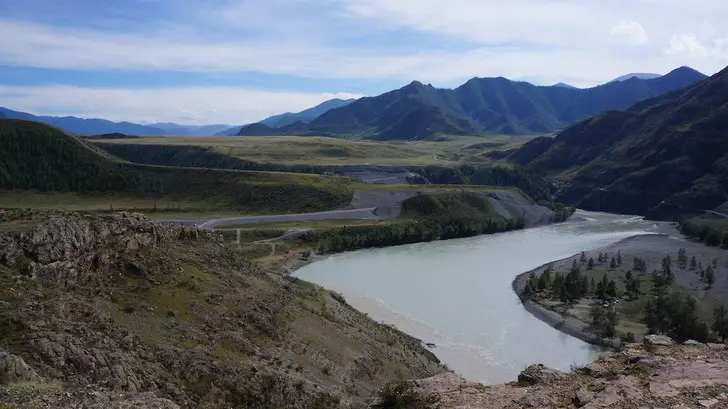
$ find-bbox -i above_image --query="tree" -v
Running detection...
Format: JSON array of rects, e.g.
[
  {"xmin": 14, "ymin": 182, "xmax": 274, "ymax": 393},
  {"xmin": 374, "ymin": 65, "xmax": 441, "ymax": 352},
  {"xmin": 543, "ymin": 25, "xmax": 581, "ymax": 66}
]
[
  {"xmin": 677, "ymin": 248, "xmax": 688, "ymax": 268},
  {"xmin": 625, "ymin": 270, "xmax": 633, "ymax": 281},
  {"xmin": 537, "ymin": 274, "xmax": 548, "ymax": 291},
  {"xmin": 610, "ymin": 257, "xmax": 617, "ymax": 269},
  {"xmin": 607, "ymin": 280, "xmax": 617, "ymax": 298},
  {"xmin": 617, "ymin": 251, "xmax": 622, "ymax": 266},
  {"xmin": 580, "ymin": 251, "xmax": 587, "ymax": 263},
  {"xmin": 581, "ymin": 275, "xmax": 590, "ymax": 295},
  {"xmin": 705, "ymin": 265, "xmax": 715, "ymax": 287},
  {"xmin": 714, "ymin": 306, "xmax": 728, "ymax": 342},
  {"xmin": 598, "ymin": 253, "xmax": 604, "ymax": 263},
  {"xmin": 588, "ymin": 258, "xmax": 595, "ymax": 270},
  {"xmin": 626, "ymin": 277, "xmax": 641, "ymax": 298},
  {"xmin": 661, "ymin": 256, "xmax": 674, "ymax": 285},
  {"xmin": 645, "ymin": 291, "xmax": 709, "ymax": 342},
  {"xmin": 723, "ymin": 233, "xmax": 728, "ymax": 249},
  {"xmin": 690, "ymin": 256, "xmax": 697, "ymax": 270},
  {"xmin": 707, "ymin": 231, "xmax": 722, "ymax": 247}
]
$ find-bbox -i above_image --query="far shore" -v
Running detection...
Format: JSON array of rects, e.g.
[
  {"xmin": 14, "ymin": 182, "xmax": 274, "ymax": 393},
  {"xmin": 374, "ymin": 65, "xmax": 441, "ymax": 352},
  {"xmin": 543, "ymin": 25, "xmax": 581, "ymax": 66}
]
[{"xmin": 512, "ymin": 233, "xmax": 728, "ymax": 347}]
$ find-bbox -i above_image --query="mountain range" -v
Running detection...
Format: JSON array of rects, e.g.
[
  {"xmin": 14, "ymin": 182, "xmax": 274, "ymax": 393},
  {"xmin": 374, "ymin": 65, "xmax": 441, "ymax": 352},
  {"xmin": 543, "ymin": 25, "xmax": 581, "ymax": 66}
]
[
  {"xmin": 215, "ymin": 98, "xmax": 356, "ymax": 135},
  {"xmin": 0, "ymin": 107, "xmax": 169, "ymax": 135},
  {"xmin": 148, "ymin": 122, "xmax": 233, "ymax": 136},
  {"xmin": 507, "ymin": 65, "xmax": 728, "ymax": 220},
  {"xmin": 237, "ymin": 67, "xmax": 707, "ymax": 140}
]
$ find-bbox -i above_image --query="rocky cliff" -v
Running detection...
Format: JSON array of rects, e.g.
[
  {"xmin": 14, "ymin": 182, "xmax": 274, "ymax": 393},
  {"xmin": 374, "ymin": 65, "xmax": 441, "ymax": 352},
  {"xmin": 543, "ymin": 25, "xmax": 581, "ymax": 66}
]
[{"xmin": 0, "ymin": 210, "xmax": 443, "ymax": 408}]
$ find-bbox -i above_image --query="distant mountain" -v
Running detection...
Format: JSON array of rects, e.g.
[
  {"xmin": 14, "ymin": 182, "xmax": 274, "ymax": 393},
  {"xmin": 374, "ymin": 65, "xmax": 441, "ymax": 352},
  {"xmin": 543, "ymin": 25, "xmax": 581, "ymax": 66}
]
[
  {"xmin": 0, "ymin": 108, "xmax": 167, "ymax": 135},
  {"xmin": 608, "ymin": 73, "xmax": 661, "ymax": 83},
  {"xmin": 238, "ymin": 67, "xmax": 707, "ymax": 140},
  {"xmin": 259, "ymin": 98, "xmax": 356, "ymax": 128},
  {"xmin": 507, "ymin": 65, "xmax": 728, "ymax": 220},
  {"xmin": 553, "ymin": 82, "xmax": 578, "ymax": 89},
  {"xmin": 214, "ymin": 126, "xmax": 242, "ymax": 136},
  {"xmin": 149, "ymin": 123, "xmax": 233, "ymax": 136}
]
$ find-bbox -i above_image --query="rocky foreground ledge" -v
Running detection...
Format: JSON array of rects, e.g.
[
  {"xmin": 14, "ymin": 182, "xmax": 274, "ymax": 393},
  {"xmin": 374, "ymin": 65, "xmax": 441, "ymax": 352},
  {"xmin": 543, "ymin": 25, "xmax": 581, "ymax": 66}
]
[{"xmin": 411, "ymin": 335, "xmax": 728, "ymax": 409}]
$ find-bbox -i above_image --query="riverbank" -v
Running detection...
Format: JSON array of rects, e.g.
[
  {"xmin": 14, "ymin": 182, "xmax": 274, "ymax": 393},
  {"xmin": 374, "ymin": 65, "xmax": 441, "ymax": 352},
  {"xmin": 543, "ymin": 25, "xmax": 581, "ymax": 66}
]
[{"xmin": 513, "ymin": 232, "xmax": 728, "ymax": 347}]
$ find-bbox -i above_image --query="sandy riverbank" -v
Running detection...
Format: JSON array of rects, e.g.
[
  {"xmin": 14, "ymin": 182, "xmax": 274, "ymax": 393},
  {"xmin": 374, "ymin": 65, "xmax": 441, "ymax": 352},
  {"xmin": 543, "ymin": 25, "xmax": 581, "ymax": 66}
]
[{"xmin": 513, "ymin": 232, "xmax": 728, "ymax": 346}]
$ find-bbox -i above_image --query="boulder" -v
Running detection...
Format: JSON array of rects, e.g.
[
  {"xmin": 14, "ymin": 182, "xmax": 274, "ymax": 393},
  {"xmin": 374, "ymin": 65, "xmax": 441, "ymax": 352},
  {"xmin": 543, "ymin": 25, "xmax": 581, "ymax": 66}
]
[
  {"xmin": 0, "ymin": 350, "xmax": 42, "ymax": 384},
  {"xmin": 643, "ymin": 335, "xmax": 675, "ymax": 346},
  {"xmin": 517, "ymin": 364, "xmax": 564, "ymax": 385},
  {"xmin": 683, "ymin": 340, "xmax": 705, "ymax": 347},
  {"xmin": 573, "ymin": 387, "xmax": 595, "ymax": 407}
]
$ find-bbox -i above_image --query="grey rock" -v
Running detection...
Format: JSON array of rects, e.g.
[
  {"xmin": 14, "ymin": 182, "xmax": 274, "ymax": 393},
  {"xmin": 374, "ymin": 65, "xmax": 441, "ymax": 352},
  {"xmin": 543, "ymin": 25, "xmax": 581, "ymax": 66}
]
[
  {"xmin": 644, "ymin": 335, "xmax": 675, "ymax": 346},
  {"xmin": 518, "ymin": 364, "xmax": 564, "ymax": 385},
  {"xmin": 573, "ymin": 387, "xmax": 594, "ymax": 407},
  {"xmin": 683, "ymin": 340, "xmax": 705, "ymax": 346},
  {"xmin": 0, "ymin": 351, "xmax": 42, "ymax": 384}
]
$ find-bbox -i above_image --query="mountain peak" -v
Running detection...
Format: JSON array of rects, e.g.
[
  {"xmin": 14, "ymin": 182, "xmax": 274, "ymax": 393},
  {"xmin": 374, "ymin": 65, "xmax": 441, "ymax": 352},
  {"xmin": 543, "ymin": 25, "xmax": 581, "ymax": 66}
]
[{"xmin": 665, "ymin": 66, "xmax": 705, "ymax": 78}]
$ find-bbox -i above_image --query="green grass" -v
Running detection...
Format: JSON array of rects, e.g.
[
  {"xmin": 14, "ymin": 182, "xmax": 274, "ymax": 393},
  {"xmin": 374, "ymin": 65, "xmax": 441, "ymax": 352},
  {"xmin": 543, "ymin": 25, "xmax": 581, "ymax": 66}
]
[{"xmin": 90, "ymin": 134, "xmax": 527, "ymax": 166}]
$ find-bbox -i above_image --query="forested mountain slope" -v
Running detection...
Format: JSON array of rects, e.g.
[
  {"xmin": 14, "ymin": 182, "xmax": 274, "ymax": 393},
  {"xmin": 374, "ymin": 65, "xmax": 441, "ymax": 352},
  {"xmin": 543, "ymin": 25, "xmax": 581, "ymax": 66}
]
[
  {"xmin": 238, "ymin": 67, "xmax": 706, "ymax": 140},
  {"xmin": 508, "ymin": 66, "xmax": 728, "ymax": 220}
]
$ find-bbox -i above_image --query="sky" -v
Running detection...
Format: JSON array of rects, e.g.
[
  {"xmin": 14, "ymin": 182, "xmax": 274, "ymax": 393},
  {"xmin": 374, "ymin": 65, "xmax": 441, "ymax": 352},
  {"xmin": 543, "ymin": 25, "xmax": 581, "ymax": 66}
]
[{"xmin": 1, "ymin": 0, "xmax": 727, "ymax": 125}]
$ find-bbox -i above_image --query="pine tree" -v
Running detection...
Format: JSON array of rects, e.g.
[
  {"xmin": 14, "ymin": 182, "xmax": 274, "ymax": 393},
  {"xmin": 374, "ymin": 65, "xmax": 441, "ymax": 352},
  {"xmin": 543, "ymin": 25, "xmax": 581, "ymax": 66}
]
[
  {"xmin": 706, "ymin": 265, "xmax": 715, "ymax": 287},
  {"xmin": 677, "ymin": 248, "xmax": 688, "ymax": 268},
  {"xmin": 715, "ymin": 306, "xmax": 728, "ymax": 342},
  {"xmin": 610, "ymin": 257, "xmax": 617, "ymax": 269},
  {"xmin": 581, "ymin": 275, "xmax": 590, "ymax": 295},
  {"xmin": 607, "ymin": 280, "xmax": 617, "ymax": 298},
  {"xmin": 580, "ymin": 251, "xmax": 587, "ymax": 263},
  {"xmin": 690, "ymin": 256, "xmax": 697, "ymax": 270},
  {"xmin": 617, "ymin": 251, "xmax": 622, "ymax": 266},
  {"xmin": 587, "ymin": 258, "xmax": 595, "ymax": 270}
]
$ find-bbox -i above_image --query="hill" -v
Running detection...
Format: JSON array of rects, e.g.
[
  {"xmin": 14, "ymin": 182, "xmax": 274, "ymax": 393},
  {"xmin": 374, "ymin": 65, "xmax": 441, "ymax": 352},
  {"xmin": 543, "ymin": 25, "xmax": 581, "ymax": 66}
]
[
  {"xmin": 0, "ymin": 211, "xmax": 443, "ymax": 408},
  {"xmin": 237, "ymin": 67, "xmax": 707, "ymax": 140},
  {"xmin": 0, "ymin": 107, "xmax": 168, "ymax": 135},
  {"xmin": 0, "ymin": 119, "xmax": 354, "ymax": 214},
  {"xmin": 507, "ymin": 65, "xmax": 728, "ymax": 220},
  {"xmin": 260, "ymin": 98, "xmax": 356, "ymax": 128}
]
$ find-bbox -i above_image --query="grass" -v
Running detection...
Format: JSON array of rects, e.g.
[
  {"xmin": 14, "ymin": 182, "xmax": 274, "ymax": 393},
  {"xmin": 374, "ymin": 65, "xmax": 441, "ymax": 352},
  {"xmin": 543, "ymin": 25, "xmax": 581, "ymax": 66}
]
[{"xmin": 90, "ymin": 134, "xmax": 529, "ymax": 166}]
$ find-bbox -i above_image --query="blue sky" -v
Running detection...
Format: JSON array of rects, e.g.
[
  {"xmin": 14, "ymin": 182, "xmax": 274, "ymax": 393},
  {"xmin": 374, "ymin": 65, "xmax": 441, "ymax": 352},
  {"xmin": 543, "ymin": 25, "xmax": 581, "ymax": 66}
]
[{"xmin": 1, "ymin": 0, "xmax": 727, "ymax": 124}]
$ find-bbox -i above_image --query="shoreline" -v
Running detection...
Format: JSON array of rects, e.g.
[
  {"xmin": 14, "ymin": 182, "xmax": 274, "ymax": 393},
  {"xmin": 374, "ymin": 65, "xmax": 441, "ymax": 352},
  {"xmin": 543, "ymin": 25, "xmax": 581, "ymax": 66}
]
[
  {"xmin": 509, "ymin": 231, "xmax": 728, "ymax": 348},
  {"xmin": 511, "ymin": 233, "xmax": 669, "ymax": 348}
]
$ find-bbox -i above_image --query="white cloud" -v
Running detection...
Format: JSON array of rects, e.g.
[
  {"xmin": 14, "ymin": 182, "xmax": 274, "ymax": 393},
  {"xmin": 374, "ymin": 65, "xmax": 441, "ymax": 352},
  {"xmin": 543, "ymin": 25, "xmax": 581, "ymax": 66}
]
[
  {"xmin": 611, "ymin": 21, "xmax": 650, "ymax": 46},
  {"xmin": 0, "ymin": 85, "xmax": 363, "ymax": 124}
]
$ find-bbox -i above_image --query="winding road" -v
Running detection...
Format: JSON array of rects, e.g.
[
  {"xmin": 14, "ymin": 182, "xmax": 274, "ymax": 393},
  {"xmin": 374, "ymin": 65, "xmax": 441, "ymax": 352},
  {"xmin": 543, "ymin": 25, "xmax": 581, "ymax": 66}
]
[{"xmin": 162, "ymin": 207, "xmax": 381, "ymax": 229}]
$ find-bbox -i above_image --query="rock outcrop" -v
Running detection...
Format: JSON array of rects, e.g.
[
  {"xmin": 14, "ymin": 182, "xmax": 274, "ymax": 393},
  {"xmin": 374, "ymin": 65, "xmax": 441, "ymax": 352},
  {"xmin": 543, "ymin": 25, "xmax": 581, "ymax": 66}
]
[
  {"xmin": 415, "ymin": 339, "xmax": 728, "ymax": 408},
  {"xmin": 0, "ymin": 211, "xmax": 444, "ymax": 408}
]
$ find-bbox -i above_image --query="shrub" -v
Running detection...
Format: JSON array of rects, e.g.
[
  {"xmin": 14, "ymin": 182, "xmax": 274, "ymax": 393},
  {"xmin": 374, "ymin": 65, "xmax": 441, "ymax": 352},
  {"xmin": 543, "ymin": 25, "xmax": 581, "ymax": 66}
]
[{"xmin": 372, "ymin": 381, "xmax": 439, "ymax": 409}]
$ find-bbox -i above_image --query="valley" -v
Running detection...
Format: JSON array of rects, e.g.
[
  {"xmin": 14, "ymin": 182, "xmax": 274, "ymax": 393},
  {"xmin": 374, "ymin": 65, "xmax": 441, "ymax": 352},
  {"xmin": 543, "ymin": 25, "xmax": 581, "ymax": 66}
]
[{"xmin": 1, "ymin": 63, "xmax": 728, "ymax": 409}]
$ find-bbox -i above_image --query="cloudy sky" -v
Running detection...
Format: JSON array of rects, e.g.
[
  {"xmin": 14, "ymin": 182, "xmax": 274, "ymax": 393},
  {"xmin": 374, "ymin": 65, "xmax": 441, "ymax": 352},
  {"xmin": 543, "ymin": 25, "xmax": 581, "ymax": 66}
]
[{"xmin": 1, "ymin": 0, "xmax": 727, "ymax": 125}]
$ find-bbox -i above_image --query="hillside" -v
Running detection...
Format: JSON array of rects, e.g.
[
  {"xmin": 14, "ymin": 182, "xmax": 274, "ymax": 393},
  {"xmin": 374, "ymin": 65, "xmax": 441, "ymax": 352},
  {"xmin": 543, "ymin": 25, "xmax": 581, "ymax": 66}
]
[
  {"xmin": 260, "ymin": 98, "xmax": 356, "ymax": 128},
  {"xmin": 0, "ymin": 211, "xmax": 443, "ymax": 408},
  {"xmin": 237, "ymin": 67, "xmax": 706, "ymax": 140},
  {"xmin": 507, "ymin": 65, "xmax": 728, "ymax": 220},
  {"xmin": 0, "ymin": 119, "xmax": 354, "ymax": 214},
  {"xmin": 0, "ymin": 107, "xmax": 168, "ymax": 135}
]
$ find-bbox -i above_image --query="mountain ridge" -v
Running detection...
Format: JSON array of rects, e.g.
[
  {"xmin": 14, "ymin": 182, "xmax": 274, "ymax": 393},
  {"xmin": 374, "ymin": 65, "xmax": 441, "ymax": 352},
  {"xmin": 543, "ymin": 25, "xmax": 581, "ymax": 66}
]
[
  {"xmin": 506, "ymin": 65, "xmax": 728, "ymax": 220},
  {"xmin": 238, "ymin": 66, "xmax": 707, "ymax": 140}
]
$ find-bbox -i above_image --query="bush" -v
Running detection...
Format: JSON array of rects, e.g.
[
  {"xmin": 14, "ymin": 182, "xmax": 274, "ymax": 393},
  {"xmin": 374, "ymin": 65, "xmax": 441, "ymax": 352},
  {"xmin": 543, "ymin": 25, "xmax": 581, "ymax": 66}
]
[
  {"xmin": 373, "ymin": 381, "xmax": 438, "ymax": 409},
  {"xmin": 622, "ymin": 332, "xmax": 636, "ymax": 343},
  {"xmin": 706, "ymin": 231, "xmax": 722, "ymax": 247}
]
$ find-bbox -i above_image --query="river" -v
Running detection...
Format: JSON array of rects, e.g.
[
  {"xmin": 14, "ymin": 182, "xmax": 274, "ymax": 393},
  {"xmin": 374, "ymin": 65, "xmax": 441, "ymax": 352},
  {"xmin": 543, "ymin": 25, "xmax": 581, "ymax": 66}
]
[{"xmin": 293, "ymin": 211, "xmax": 679, "ymax": 384}]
